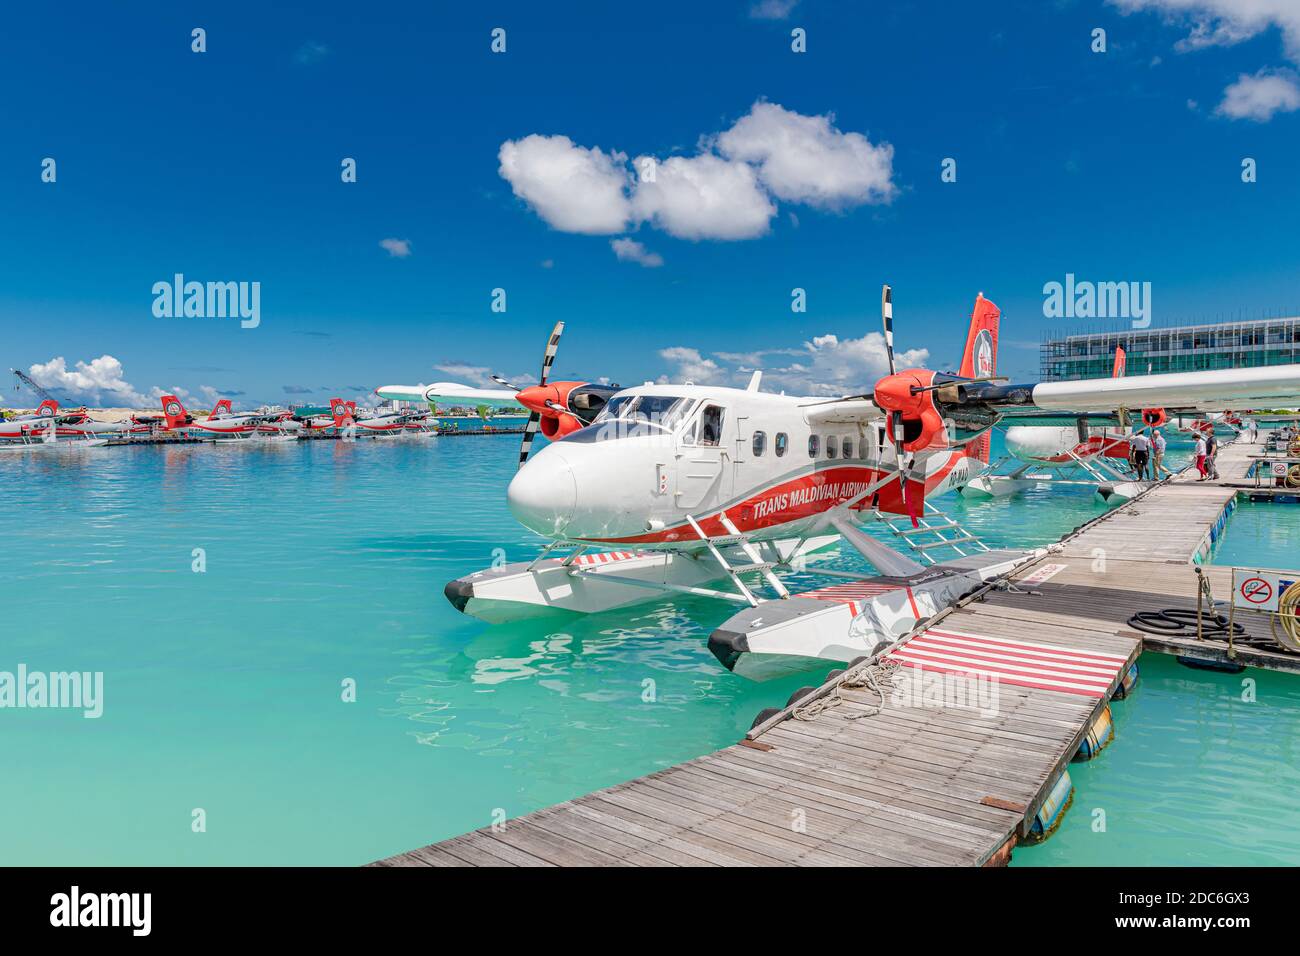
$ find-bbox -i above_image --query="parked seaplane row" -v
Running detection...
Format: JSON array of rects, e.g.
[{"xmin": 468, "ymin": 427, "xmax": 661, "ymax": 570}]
[
  {"xmin": 379, "ymin": 286, "xmax": 1300, "ymax": 681},
  {"xmin": 0, "ymin": 395, "xmax": 440, "ymax": 447}
]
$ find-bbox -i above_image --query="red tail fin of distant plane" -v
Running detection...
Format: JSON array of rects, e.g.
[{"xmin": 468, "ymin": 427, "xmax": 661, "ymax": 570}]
[
  {"xmin": 1112, "ymin": 345, "xmax": 1126, "ymax": 378},
  {"xmin": 161, "ymin": 395, "xmax": 188, "ymax": 429},
  {"xmin": 345, "ymin": 401, "xmax": 358, "ymax": 422},
  {"xmin": 36, "ymin": 399, "xmax": 59, "ymax": 417},
  {"xmin": 208, "ymin": 399, "xmax": 232, "ymax": 420},
  {"xmin": 329, "ymin": 398, "xmax": 352, "ymax": 427},
  {"xmin": 959, "ymin": 293, "xmax": 1001, "ymax": 463}
]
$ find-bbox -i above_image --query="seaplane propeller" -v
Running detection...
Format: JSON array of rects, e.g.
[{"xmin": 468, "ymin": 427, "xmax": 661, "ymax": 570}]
[{"xmin": 501, "ymin": 320, "xmax": 566, "ymax": 469}]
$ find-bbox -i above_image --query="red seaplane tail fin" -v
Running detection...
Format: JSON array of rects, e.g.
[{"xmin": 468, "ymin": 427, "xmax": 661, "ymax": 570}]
[
  {"xmin": 1112, "ymin": 345, "xmax": 1127, "ymax": 378},
  {"xmin": 161, "ymin": 395, "xmax": 188, "ymax": 429},
  {"xmin": 959, "ymin": 293, "xmax": 1001, "ymax": 464},
  {"xmin": 328, "ymin": 398, "xmax": 350, "ymax": 427},
  {"xmin": 208, "ymin": 398, "xmax": 232, "ymax": 420},
  {"xmin": 36, "ymin": 399, "xmax": 59, "ymax": 417},
  {"xmin": 345, "ymin": 401, "xmax": 357, "ymax": 423}
]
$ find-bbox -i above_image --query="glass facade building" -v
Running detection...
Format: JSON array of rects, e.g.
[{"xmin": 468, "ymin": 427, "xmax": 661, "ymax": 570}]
[{"xmin": 1040, "ymin": 316, "xmax": 1300, "ymax": 381}]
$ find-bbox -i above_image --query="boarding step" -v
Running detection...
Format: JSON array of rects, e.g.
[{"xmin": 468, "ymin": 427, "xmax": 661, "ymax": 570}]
[
  {"xmin": 728, "ymin": 562, "xmax": 776, "ymax": 574},
  {"xmin": 910, "ymin": 535, "xmax": 978, "ymax": 550},
  {"xmin": 875, "ymin": 502, "xmax": 992, "ymax": 564}
]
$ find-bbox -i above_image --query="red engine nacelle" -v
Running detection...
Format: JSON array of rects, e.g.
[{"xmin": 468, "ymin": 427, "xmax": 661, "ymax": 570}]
[
  {"xmin": 874, "ymin": 370, "xmax": 948, "ymax": 453},
  {"xmin": 516, "ymin": 382, "xmax": 589, "ymax": 439},
  {"xmin": 1141, "ymin": 408, "xmax": 1167, "ymax": 428}
]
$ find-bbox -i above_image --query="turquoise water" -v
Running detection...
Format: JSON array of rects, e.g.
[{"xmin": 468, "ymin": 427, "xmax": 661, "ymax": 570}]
[
  {"xmin": 0, "ymin": 429, "xmax": 1253, "ymax": 867},
  {"xmin": 1013, "ymin": 501, "xmax": 1300, "ymax": 867}
]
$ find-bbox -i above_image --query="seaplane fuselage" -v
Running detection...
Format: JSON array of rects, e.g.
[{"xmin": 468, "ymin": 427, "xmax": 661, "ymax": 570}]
[{"xmin": 506, "ymin": 383, "xmax": 985, "ymax": 547}]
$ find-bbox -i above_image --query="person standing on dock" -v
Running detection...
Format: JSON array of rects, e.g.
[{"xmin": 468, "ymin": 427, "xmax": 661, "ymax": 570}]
[
  {"xmin": 1194, "ymin": 433, "xmax": 1208, "ymax": 479},
  {"xmin": 1151, "ymin": 428, "xmax": 1167, "ymax": 478},
  {"xmin": 1129, "ymin": 430, "xmax": 1151, "ymax": 480},
  {"xmin": 1205, "ymin": 432, "xmax": 1220, "ymax": 480}
]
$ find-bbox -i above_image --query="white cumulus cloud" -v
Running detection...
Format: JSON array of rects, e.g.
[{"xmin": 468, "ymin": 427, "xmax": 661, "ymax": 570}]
[
  {"xmin": 749, "ymin": 0, "xmax": 799, "ymax": 19},
  {"xmin": 498, "ymin": 134, "xmax": 632, "ymax": 234},
  {"xmin": 1109, "ymin": 0, "xmax": 1300, "ymax": 60},
  {"xmin": 655, "ymin": 333, "xmax": 929, "ymax": 397},
  {"xmin": 716, "ymin": 101, "xmax": 896, "ymax": 208},
  {"xmin": 610, "ymin": 238, "xmax": 664, "ymax": 267},
  {"xmin": 379, "ymin": 238, "xmax": 412, "ymax": 257},
  {"xmin": 498, "ymin": 102, "xmax": 896, "ymax": 245},
  {"xmin": 1217, "ymin": 68, "xmax": 1300, "ymax": 120},
  {"xmin": 632, "ymin": 153, "xmax": 776, "ymax": 240},
  {"xmin": 25, "ymin": 355, "xmax": 196, "ymax": 408}
]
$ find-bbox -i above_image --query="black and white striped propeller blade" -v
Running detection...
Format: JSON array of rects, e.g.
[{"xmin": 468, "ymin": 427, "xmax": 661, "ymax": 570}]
[
  {"xmin": 516, "ymin": 320, "xmax": 566, "ymax": 469},
  {"xmin": 518, "ymin": 411, "xmax": 542, "ymax": 469},
  {"xmin": 539, "ymin": 320, "xmax": 564, "ymax": 386},
  {"xmin": 881, "ymin": 284, "xmax": 896, "ymax": 377}
]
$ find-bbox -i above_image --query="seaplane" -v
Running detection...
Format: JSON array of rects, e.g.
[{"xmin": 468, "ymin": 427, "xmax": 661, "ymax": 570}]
[
  {"xmin": 159, "ymin": 395, "xmax": 296, "ymax": 440},
  {"xmin": 963, "ymin": 345, "xmax": 1157, "ymax": 502},
  {"xmin": 433, "ymin": 286, "xmax": 1300, "ymax": 680},
  {"xmin": 376, "ymin": 321, "xmax": 619, "ymax": 463},
  {"xmin": 345, "ymin": 401, "xmax": 439, "ymax": 438},
  {"xmin": 0, "ymin": 400, "xmax": 140, "ymax": 445}
]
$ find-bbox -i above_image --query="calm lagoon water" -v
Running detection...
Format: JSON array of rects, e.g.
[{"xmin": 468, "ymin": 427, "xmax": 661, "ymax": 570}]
[{"xmin": 2, "ymin": 429, "xmax": 1291, "ymax": 866}]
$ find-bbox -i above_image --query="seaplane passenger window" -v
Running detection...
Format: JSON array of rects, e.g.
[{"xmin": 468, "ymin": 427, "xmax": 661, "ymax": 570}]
[
  {"xmin": 775, "ymin": 432, "xmax": 788, "ymax": 457},
  {"xmin": 808, "ymin": 435, "xmax": 820, "ymax": 458},
  {"xmin": 698, "ymin": 405, "xmax": 723, "ymax": 446},
  {"xmin": 842, "ymin": 437, "xmax": 854, "ymax": 459},
  {"xmin": 826, "ymin": 438, "xmax": 837, "ymax": 459},
  {"xmin": 752, "ymin": 431, "xmax": 766, "ymax": 457}
]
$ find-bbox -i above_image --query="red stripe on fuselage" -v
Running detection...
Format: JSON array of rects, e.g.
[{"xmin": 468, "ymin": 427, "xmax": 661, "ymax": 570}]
[{"xmin": 579, "ymin": 450, "xmax": 966, "ymax": 545}]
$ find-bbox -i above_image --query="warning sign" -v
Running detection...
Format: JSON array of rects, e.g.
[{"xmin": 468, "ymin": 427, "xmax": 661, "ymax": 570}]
[{"xmin": 1231, "ymin": 568, "xmax": 1296, "ymax": 613}]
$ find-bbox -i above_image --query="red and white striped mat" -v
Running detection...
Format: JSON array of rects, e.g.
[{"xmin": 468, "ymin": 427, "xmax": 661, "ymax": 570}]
[
  {"xmin": 887, "ymin": 627, "xmax": 1129, "ymax": 697},
  {"xmin": 572, "ymin": 551, "xmax": 639, "ymax": 566},
  {"xmin": 798, "ymin": 581, "xmax": 911, "ymax": 618}
]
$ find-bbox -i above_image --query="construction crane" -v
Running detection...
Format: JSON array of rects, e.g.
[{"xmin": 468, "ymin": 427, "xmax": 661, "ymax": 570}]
[{"xmin": 11, "ymin": 368, "xmax": 57, "ymax": 405}]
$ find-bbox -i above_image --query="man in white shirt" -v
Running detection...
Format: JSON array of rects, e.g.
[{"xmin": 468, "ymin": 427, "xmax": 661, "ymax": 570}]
[
  {"xmin": 1129, "ymin": 431, "xmax": 1151, "ymax": 480},
  {"xmin": 1151, "ymin": 429, "xmax": 1167, "ymax": 478}
]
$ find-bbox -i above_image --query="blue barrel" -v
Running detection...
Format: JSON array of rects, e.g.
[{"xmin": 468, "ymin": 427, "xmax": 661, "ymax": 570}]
[
  {"xmin": 1025, "ymin": 770, "xmax": 1074, "ymax": 843},
  {"xmin": 1110, "ymin": 661, "xmax": 1139, "ymax": 700},
  {"xmin": 1074, "ymin": 704, "xmax": 1115, "ymax": 761}
]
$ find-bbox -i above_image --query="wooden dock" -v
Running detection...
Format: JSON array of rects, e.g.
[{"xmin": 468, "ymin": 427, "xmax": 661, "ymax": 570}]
[{"xmin": 373, "ymin": 437, "xmax": 1296, "ymax": 867}]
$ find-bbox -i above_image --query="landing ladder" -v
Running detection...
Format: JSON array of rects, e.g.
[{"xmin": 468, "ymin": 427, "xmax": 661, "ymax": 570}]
[
  {"xmin": 684, "ymin": 513, "xmax": 790, "ymax": 607},
  {"xmin": 878, "ymin": 501, "xmax": 992, "ymax": 564}
]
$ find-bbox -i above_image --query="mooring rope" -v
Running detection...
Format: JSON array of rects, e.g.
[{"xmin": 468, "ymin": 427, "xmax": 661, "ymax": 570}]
[{"xmin": 792, "ymin": 657, "xmax": 902, "ymax": 722}]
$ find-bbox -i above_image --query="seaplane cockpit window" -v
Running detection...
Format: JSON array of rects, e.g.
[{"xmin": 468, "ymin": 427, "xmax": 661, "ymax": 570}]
[
  {"xmin": 752, "ymin": 431, "xmax": 767, "ymax": 457},
  {"xmin": 575, "ymin": 394, "xmax": 697, "ymax": 443},
  {"xmin": 808, "ymin": 434, "xmax": 820, "ymax": 458},
  {"xmin": 842, "ymin": 436, "xmax": 854, "ymax": 459},
  {"xmin": 775, "ymin": 432, "xmax": 788, "ymax": 457}
]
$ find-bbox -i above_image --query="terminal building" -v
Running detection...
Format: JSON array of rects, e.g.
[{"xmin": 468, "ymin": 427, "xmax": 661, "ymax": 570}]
[{"xmin": 1040, "ymin": 316, "xmax": 1300, "ymax": 381}]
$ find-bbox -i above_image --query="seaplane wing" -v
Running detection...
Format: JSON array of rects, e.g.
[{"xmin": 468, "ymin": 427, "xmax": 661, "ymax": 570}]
[
  {"xmin": 1025, "ymin": 365, "xmax": 1300, "ymax": 413},
  {"xmin": 374, "ymin": 383, "xmax": 522, "ymax": 408}
]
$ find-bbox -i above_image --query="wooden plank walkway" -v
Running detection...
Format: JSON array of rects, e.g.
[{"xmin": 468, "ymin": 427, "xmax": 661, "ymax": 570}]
[{"xmin": 373, "ymin": 437, "xmax": 1292, "ymax": 867}]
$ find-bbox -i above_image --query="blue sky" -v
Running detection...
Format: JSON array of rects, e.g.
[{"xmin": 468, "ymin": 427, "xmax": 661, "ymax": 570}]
[{"xmin": 2, "ymin": 0, "xmax": 1298, "ymax": 409}]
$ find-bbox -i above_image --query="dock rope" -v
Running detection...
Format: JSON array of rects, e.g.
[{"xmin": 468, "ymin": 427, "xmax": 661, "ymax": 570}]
[
  {"xmin": 1274, "ymin": 581, "xmax": 1300, "ymax": 652},
  {"xmin": 1127, "ymin": 607, "xmax": 1246, "ymax": 639},
  {"xmin": 792, "ymin": 657, "xmax": 901, "ymax": 722}
]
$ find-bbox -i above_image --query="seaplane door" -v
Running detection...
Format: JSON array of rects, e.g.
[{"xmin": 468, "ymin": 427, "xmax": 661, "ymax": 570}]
[{"xmin": 676, "ymin": 401, "xmax": 732, "ymax": 511}]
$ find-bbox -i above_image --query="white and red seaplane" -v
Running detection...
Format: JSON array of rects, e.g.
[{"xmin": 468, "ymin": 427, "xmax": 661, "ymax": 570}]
[
  {"xmin": 430, "ymin": 289, "xmax": 1300, "ymax": 679},
  {"xmin": 159, "ymin": 395, "xmax": 296, "ymax": 440}
]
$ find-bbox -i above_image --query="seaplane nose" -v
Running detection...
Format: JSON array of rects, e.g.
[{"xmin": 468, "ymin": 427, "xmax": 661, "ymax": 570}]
[{"xmin": 507, "ymin": 448, "xmax": 577, "ymax": 536}]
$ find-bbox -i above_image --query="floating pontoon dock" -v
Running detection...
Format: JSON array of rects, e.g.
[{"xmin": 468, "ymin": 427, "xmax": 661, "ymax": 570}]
[{"xmin": 373, "ymin": 437, "xmax": 1294, "ymax": 867}]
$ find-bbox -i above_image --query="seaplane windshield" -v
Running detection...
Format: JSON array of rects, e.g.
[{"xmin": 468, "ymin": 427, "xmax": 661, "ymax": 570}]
[
  {"xmin": 592, "ymin": 394, "xmax": 696, "ymax": 429},
  {"xmin": 570, "ymin": 394, "xmax": 697, "ymax": 443}
]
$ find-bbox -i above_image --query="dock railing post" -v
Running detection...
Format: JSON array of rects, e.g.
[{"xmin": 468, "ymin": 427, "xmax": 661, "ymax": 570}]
[{"xmin": 1195, "ymin": 567, "xmax": 1204, "ymax": 642}]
